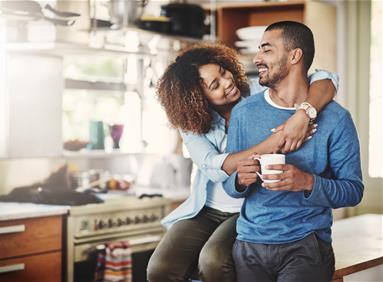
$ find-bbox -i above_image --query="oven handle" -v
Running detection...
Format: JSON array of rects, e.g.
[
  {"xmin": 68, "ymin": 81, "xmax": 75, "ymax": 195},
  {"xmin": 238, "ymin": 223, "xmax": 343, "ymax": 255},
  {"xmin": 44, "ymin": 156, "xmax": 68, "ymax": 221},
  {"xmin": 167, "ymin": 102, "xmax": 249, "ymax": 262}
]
[
  {"xmin": 74, "ymin": 234, "xmax": 163, "ymax": 262},
  {"xmin": 95, "ymin": 234, "xmax": 163, "ymax": 250}
]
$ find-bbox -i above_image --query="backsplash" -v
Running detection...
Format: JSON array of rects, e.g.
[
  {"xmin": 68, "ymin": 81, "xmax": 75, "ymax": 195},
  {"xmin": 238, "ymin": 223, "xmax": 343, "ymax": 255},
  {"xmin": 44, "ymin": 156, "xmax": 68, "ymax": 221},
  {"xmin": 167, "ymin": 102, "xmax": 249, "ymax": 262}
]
[
  {"xmin": 0, "ymin": 153, "xmax": 170, "ymax": 195},
  {"xmin": 0, "ymin": 158, "xmax": 66, "ymax": 195}
]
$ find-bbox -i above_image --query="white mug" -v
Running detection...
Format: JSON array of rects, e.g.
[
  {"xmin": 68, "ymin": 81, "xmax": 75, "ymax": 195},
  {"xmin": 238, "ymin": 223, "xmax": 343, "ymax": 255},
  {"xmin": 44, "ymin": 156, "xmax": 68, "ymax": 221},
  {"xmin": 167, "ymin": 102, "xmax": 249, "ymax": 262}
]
[{"xmin": 254, "ymin": 154, "xmax": 285, "ymax": 183}]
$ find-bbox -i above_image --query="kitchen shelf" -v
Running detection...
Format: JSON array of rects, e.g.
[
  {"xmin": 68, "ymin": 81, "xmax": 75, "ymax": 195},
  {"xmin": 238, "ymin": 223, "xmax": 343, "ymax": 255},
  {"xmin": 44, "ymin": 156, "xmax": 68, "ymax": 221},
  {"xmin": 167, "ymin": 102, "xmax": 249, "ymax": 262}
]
[
  {"xmin": 63, "ymin": 150, "xmax": 139, "ymax": 159},
  {"xmin": 64, "ymin": 79, "xmax": 137, "ymax": 92},
  {"xmin": 207, "ymin": 0, "xmax": 337, "ymax": 72},
  {"xmin": 6, "ymin": 41, "xmax": 153, "ymax": 57}
]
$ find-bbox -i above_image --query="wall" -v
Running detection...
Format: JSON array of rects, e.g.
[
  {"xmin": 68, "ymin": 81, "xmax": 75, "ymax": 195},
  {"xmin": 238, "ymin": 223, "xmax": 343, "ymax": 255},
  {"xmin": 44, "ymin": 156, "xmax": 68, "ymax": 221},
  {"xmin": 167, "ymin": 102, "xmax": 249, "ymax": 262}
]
[{"xmin": 344, "ymin": 0, "xmax": 383, "ymax": 214}]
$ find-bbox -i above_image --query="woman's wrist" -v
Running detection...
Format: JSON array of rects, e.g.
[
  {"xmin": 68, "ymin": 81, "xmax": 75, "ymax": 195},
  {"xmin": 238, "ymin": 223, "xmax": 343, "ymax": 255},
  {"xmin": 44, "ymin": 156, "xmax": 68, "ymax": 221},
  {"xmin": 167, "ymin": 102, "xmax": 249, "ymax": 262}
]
[{"xmin": 295, "ymin": 108, "xmax": 311, "ymax": 123}]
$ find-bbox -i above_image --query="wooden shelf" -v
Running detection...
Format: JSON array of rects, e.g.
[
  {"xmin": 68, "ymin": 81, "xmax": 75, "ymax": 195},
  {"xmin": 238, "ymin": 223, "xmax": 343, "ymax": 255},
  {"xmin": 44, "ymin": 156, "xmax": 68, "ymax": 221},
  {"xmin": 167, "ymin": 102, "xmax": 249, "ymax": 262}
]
[
  {"xmin": 63, "ymin": 150, "xmax": 139, "ymax": 159},
  {"xmin": 214, "ymin": 0, "xmax": 337, "ymax": 72}
]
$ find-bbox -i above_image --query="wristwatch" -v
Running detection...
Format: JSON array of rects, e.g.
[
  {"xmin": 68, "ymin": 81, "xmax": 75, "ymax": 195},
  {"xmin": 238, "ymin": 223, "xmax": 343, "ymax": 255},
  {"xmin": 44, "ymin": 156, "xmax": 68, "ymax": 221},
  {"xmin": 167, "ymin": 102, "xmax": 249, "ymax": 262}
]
[{"xmin": 297, "ymin": 102, "xmax": 317, "ymax": 122}]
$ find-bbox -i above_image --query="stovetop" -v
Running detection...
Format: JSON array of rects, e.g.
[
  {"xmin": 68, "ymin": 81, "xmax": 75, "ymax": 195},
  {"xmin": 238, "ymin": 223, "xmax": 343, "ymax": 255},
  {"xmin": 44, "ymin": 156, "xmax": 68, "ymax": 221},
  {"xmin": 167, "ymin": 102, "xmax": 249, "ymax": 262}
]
[{"xmin": 68, "ymin": 193, "xmax": 171, "ymax": 238}]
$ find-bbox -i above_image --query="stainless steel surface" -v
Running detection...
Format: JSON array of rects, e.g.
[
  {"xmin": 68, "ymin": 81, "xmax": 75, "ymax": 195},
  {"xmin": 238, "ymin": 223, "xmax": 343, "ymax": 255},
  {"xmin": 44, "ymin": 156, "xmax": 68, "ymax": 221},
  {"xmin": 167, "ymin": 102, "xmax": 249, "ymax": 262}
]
[{"xmin": 66, "ymin": 195, "xmax": 171, "ymax": 282}]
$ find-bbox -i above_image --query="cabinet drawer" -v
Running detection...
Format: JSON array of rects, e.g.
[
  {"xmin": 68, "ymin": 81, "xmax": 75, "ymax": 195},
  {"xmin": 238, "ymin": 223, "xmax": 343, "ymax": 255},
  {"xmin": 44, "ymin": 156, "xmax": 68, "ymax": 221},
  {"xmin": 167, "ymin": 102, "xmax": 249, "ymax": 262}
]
[
  {"xmin": 0, "ymin": 216, "xmax": 62, "ymax": 259},
  {"xmin": 0, "ymin": 251, "xmax": 61, "ymax": 282}
]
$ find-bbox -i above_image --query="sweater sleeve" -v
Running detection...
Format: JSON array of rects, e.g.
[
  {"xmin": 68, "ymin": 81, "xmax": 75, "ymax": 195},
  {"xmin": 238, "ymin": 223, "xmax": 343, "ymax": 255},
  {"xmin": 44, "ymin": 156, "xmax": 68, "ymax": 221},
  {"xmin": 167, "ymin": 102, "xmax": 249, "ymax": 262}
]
[
  {"xmin": 309, "ymin": 69, "xmax": 340, "ymax": 92},
  {"xmin": 223, "ymin": 108, "xmax": 253, "ymax": 198},
  {"xmin": 180, "ymin": 130, "xmax": 229, "ymax": 183},
  {"xmin": 305, "ymin": 112, "xmax": 364, "ymax": 208}
]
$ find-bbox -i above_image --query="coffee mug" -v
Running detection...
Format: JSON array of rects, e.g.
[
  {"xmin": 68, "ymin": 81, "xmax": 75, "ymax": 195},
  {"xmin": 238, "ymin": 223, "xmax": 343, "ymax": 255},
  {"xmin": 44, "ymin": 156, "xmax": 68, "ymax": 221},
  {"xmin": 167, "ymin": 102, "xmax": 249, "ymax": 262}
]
[{"xmin": 254, "ymin": 154, "xmax": 285, "ymax": 183}]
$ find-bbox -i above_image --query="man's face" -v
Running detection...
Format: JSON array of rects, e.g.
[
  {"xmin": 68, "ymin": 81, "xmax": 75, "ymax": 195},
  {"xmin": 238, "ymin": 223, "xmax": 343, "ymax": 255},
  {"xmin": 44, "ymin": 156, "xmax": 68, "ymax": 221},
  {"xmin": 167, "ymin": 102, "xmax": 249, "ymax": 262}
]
[{"xmin": 253, "ymin": 29, "xmax": 290, "ymax": 88}]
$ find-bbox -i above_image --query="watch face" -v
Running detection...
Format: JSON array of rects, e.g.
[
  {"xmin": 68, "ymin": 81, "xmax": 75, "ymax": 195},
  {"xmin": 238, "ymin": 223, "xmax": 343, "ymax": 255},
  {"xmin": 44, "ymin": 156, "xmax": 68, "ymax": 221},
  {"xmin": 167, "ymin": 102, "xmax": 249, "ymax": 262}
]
[{"xmin": 308, "ymin": 108, "xmax": 317, "ymax": 119}]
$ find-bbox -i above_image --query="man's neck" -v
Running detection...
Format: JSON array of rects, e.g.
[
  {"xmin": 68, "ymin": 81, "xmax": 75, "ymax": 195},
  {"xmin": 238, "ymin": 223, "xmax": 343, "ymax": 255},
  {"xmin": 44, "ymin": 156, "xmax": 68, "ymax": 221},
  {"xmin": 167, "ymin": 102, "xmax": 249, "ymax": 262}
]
[{"xmin": 268, "ymin": 71, "xmax": 309, "ymax": 108}]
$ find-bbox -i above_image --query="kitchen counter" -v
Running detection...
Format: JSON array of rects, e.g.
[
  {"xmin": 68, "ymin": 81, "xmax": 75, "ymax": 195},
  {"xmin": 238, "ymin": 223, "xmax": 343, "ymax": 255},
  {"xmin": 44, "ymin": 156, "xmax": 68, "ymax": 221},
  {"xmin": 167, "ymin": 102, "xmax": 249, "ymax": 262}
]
[{"xmin": 0, "ymin": 202, "xmax": 69, "ymax": 221}]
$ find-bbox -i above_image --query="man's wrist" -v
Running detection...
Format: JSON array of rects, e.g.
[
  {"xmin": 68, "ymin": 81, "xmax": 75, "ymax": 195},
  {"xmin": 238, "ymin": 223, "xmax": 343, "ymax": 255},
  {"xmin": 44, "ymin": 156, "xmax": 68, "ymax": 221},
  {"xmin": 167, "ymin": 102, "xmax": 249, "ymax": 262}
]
[
  {"xmin": 305, "ymin": 173, "xmax": 314, "ymax": 191},
  {"xmin": 235, "ymin": 175, "xmax": 247, "ymax": 192}
]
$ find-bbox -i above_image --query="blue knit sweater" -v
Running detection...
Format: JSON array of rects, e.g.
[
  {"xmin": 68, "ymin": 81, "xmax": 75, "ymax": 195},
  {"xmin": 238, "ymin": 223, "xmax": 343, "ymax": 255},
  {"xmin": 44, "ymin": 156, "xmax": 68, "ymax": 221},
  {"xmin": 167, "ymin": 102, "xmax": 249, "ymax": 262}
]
[{"xmin": 223, "ymin": 90, "xmax": 364, "ymax": 244}]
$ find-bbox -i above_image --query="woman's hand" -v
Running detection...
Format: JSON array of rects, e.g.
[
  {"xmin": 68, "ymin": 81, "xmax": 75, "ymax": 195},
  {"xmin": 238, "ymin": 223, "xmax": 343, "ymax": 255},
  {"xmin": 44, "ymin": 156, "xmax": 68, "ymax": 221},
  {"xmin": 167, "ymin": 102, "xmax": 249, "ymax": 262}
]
[
  {"xmin": 236, "ymin": 155, "xmax": 260, "ymax": 187},
  {"xmin": 272, "ymin": 110, "xmax": 317, "ymax": 153}
]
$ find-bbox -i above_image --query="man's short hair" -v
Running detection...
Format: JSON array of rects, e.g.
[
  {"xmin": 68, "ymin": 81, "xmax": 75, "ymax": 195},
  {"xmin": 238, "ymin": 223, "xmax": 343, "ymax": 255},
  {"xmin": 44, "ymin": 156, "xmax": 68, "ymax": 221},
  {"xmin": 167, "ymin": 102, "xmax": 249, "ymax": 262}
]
[{"xmin": 266, "ymin": 21, "xmax": 315, "ymax": 71}]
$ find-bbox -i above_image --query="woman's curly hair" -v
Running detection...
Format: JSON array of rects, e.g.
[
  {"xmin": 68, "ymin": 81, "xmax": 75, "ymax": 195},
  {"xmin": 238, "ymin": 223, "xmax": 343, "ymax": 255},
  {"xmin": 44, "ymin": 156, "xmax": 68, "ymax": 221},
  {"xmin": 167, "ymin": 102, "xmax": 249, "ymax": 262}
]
[{"xmin": 157, "ymin": 43, "xmax": 250, "ymax": 134}]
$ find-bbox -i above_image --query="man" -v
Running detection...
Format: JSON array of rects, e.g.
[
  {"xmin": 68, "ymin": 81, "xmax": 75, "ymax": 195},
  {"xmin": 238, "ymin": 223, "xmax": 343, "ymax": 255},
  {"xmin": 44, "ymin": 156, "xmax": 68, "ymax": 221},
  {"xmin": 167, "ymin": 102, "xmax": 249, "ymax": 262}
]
[{"xmin": 223, "ymin": 21, "xmax": 364, "ymax": 282}]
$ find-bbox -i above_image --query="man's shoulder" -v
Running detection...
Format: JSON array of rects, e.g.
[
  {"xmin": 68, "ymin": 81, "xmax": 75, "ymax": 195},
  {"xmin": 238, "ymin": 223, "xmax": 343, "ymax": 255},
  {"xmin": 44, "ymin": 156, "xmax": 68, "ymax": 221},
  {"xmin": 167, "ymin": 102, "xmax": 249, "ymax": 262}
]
[
  {"xmin": 322, "ymin": 101, "xmax": 351, "ymax": 120},
  {"xmin": 233, "ymin": 91, "xmax": 266, "ymax": 113}
]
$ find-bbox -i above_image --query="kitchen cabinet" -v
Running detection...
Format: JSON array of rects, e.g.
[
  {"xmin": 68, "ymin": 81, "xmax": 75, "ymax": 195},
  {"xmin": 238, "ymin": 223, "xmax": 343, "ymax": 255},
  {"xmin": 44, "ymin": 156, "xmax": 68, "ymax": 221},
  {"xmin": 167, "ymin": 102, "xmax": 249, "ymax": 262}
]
[
  {"xmin": 0, "ymin": 52, "xmax": 63, "ymax": 158},
  {"xmin": 0, "ymin": 215, "xmax": 64, "ymax": 282},
  {"xmin": 212, "ymin": 0, "xmax": 337, "ymax": 71}
]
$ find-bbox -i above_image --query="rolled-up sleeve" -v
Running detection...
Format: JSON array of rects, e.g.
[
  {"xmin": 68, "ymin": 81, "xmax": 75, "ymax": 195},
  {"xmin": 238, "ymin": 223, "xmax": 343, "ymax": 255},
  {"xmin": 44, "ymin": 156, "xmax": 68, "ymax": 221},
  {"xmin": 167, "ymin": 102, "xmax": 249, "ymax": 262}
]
[
  {"xmin": 180, "ymin": 130, "xmax": 229, "ymax": 183},
  {"xmin": 309, "ymin": 69, "xmax": 339, "ymax": 92},
  {"xmin": 222, "ymin": 108, "xmax": 253, "ymax": 198}
]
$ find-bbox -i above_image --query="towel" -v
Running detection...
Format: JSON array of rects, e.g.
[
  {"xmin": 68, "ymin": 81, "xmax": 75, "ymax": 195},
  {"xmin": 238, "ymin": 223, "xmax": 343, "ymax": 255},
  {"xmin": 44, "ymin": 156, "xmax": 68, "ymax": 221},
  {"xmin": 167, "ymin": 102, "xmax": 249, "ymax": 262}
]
[{"xmin": 94, "ymin": 241, "xmax": 132, "ymax": 282}]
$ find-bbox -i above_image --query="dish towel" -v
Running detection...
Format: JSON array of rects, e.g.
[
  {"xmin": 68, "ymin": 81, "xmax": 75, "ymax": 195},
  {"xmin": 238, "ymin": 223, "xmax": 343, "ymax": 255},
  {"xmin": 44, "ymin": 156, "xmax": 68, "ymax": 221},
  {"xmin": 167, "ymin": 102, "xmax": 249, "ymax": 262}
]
[{"xmin": 94, "ymin": 241, "xmax": 132, "ymax": 282}]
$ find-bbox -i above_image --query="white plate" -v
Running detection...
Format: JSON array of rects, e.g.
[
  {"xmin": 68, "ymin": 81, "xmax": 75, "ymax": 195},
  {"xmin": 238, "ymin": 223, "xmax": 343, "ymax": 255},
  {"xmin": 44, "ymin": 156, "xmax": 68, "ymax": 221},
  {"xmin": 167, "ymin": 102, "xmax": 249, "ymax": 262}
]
[
  {"xmin": 236, "ymin": 25, "xmax": 267, "ymax": 41},
  {"xmin": 235, "ymin": 40, "xmax": 261, "ymax": 48}
]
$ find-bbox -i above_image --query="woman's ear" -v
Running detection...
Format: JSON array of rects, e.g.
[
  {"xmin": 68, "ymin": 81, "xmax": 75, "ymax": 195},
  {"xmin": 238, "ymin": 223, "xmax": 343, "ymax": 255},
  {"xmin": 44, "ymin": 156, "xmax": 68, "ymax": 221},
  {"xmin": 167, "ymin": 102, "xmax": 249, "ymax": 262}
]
[{"xmin": 290, "ymin": 48, "xmax": 304, "ymax": 65}]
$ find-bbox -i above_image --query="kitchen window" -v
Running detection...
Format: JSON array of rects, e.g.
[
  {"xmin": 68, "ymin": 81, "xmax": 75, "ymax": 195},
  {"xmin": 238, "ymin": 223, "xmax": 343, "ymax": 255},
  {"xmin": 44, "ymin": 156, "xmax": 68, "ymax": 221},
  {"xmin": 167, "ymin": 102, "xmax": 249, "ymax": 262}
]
[{"xmin": 63, "ymin": 53, "xmax": 177, "ymax": 155}]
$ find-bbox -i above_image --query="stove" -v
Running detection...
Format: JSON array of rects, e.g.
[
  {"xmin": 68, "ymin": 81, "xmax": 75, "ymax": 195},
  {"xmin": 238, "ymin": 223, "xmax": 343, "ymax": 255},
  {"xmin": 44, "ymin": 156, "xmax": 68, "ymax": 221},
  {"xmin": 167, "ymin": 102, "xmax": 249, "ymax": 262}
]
[{"xmin": 65, "ymin": 195, "xmax": 171, "ymax": 282}]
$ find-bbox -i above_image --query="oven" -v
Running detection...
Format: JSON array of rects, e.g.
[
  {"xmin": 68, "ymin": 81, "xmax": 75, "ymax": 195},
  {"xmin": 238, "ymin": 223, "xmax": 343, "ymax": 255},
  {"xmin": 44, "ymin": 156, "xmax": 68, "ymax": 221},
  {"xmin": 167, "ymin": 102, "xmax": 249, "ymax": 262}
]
[{"xmin": 65, "ymin": 196, "xmax": 170, "ymax": 282}]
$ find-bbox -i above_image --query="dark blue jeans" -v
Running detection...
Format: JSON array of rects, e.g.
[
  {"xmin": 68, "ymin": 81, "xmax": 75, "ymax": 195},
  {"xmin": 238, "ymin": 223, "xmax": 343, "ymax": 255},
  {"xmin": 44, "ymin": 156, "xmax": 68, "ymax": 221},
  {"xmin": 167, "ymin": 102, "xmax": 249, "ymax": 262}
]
[{"xmin": 233, "ymin": 233, "xmax": 335, "ymax": 282}]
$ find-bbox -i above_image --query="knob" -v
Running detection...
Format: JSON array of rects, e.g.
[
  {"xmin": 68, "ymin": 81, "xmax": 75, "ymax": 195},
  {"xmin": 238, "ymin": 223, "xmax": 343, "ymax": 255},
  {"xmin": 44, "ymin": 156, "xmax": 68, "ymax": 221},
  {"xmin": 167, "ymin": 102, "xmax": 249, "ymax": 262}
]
[
  {"xmin": 142, "ymin": 215, "xmax": 150, "ymax": 223},
  {"xmin": 134, "ymin": 216, "xmax": 141, "ymax": 224},
  {"xmin": 108, "ymin": 219, "xmax": 115, "ymax": 228},
  {"xmin": 97, "ymin": 220, "xmax": 106, "ymax": 230},
  {"xmin": 150, "ymin": 214, "xmax": 159, "ymax": 222},
  {"xmin": 117, "ymin": 218, "xmax": 124, "ymax": 227},
  {"xmin": 125, "ymin": 217, "xmax": 132, "ymax": 225}
]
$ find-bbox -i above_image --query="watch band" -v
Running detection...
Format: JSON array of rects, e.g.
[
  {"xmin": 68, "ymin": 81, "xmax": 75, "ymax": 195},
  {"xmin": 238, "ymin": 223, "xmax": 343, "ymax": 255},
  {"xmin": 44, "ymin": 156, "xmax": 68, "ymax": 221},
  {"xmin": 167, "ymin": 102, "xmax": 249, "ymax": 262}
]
[{"xmin": 297, "ymin": 102, "xmax": 317, "ymax": 122}]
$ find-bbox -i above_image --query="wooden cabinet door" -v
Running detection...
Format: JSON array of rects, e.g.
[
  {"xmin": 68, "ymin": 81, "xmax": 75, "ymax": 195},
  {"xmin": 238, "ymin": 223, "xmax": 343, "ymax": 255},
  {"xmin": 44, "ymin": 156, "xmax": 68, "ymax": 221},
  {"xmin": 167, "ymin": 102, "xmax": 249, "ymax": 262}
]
[
  {"xmin": 0, "ymin": 251, "xmax": 61, "ymax": 282},
  {"xmin": 0, "ymin": 216, "xmax": 62, "ymax": 259}
]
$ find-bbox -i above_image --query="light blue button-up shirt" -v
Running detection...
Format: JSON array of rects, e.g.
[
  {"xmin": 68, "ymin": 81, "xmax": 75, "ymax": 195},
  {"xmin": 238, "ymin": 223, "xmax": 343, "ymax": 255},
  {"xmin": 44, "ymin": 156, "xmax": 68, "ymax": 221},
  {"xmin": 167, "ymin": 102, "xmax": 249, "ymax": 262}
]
[{"xmin": 161, "ymin": 70, "xmax": 339, "ymax": 230}]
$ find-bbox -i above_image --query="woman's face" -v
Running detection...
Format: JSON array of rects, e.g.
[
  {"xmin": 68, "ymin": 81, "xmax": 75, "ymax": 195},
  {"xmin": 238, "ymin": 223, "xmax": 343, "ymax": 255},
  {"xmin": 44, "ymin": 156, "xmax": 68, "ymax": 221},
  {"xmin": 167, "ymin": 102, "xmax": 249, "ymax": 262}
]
[{"xmin": 198, "ymin": 64, "xmax": 241, "ymax": 108}]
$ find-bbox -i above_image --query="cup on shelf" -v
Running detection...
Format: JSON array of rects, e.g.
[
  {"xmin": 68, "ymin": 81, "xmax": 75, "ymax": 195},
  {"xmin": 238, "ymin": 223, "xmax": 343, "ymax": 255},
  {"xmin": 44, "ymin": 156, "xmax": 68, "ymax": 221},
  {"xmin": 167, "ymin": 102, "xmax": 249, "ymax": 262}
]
[
  {"xmin": 88, "ymin": 120, "xmax": 105, "ymax": 150},
  {"xmin": 109, "ymin": 123, "xmax": 124, "ymax": 149}
]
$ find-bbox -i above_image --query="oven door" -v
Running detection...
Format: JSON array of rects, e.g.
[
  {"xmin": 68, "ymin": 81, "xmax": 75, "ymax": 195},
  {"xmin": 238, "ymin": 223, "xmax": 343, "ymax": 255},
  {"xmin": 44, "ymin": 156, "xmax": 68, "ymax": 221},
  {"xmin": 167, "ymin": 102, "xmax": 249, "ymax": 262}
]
[{"xmin": 72, "ymin": 232, "xmax": 162, "ymax": 282}]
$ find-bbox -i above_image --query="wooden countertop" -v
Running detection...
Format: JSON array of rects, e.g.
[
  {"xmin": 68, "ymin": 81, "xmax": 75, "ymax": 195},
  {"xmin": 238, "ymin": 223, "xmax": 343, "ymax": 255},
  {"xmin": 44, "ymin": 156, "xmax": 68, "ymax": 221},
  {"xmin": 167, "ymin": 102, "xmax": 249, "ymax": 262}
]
[
  {"xmin": 332, "ymin": 213, "xmax": 383, "ymax": 279},
  {"xmin": 0, "ymin": 202, "xmax": 69, "ymax": 221}
]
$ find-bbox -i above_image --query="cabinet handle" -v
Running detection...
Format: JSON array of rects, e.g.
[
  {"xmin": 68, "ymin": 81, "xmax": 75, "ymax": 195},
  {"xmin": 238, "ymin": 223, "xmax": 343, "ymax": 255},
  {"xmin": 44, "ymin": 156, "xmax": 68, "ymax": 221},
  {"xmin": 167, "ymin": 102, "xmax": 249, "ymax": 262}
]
[
  {"xmin": 0, "ymin": 224, "xmax": 25, "ymax": 235},
  {"xmin": 0, "ymin": 263, "xmax": 25, "ymax": 274}
]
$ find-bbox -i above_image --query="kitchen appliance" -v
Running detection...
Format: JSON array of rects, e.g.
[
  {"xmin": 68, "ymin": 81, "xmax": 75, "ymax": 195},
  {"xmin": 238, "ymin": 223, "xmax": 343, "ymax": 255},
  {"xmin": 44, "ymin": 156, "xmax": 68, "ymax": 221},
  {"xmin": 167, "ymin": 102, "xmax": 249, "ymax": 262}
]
[
  {"xmin": 109, "ymin": 0, "xmax": 148, "ymax": 27},
  {"xmin": 66, "ymin": 196, "xmax": 171, "ymax": 282},
  {"xmin": 0, "ymin": 1, "xmax": 80, "ymax": 25},
  {"xmin": 160, "ymin": 3, "xmax": 207, "ymax": 38}
]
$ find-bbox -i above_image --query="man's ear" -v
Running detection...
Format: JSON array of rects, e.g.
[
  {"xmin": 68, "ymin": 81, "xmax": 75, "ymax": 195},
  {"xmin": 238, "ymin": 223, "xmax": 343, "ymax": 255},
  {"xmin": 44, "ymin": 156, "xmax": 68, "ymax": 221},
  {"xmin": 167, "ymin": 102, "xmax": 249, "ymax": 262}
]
[{"xmin": 290, "ymin": 48, "xmax": 303, "ymax": 65}]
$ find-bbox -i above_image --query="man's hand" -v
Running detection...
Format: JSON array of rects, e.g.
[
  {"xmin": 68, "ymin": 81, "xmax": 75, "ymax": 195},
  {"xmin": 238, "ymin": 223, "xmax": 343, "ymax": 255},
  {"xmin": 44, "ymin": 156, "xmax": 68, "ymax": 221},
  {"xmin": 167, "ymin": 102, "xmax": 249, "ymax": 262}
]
[
  {"xmin": 261, "ymin": 164, "xmax": 314, "ymax": 192},
  {"xmin": 236, "ymin": 155, "xmax": 260, "ymax": 188},
  {"xmin": 272, "ymin": 110, "xmax": 317, "ymax": 153}
]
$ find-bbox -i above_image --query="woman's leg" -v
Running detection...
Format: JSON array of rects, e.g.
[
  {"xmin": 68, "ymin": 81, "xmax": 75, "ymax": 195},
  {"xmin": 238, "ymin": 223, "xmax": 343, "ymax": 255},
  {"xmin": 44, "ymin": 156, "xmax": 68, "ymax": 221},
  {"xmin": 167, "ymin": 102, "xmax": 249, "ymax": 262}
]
[
  {"xmin": 198, "ymin": 213, "xmax": 239, "ymax": 282},
  {"xmin": 147, "ymin": 210, "xmax": 220, "ymax": 282}
]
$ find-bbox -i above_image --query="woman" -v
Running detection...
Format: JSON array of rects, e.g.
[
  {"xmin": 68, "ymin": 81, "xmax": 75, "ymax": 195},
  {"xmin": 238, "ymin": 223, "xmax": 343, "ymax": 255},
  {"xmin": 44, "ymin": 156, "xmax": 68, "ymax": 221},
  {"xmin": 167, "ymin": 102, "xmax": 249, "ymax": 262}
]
[{"xmin": 147, "ymin": 43, "xmax": 338, "ymax": 282}]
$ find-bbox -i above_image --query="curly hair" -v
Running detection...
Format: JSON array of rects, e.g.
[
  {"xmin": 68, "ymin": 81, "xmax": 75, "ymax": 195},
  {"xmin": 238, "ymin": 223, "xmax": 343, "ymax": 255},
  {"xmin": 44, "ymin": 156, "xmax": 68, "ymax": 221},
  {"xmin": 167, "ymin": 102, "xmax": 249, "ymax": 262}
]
[{"xmin": 157, "ymin": 43, "xmax": 250, "ymax": 134}]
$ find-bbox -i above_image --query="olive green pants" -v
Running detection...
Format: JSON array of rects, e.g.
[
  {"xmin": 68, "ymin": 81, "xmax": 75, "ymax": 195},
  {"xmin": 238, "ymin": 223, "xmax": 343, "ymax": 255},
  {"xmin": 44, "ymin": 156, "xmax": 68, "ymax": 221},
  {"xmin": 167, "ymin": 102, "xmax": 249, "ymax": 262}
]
[{"xmin": 147, "ymin": 206, "xmax": 239, "ymax": 282}]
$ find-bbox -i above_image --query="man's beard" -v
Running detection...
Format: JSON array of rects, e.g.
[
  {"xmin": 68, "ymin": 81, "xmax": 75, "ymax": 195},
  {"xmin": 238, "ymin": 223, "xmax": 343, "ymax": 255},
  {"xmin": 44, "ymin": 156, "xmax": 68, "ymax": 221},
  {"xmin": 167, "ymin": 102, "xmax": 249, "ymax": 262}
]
[{"xmin": 259, "ymin": 55, "xmax": 289, "ymax": 88}]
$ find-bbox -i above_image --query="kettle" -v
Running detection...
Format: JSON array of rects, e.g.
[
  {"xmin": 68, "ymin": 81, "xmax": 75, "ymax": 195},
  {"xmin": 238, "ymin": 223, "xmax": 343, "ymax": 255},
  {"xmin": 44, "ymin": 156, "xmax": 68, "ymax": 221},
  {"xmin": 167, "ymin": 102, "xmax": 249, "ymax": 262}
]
[
  {"xmin": 109, "ymin": 0, "xmax": 148, "ymax": 27},
  {"xmin": 149, "ymin": 154, "xmax": 192, "ymax": 190}
]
